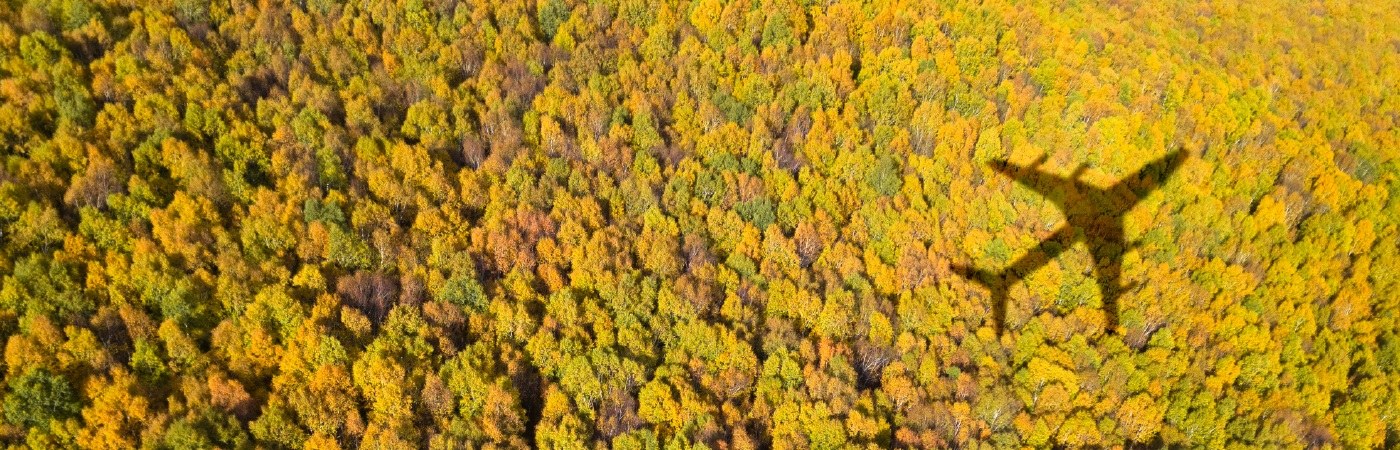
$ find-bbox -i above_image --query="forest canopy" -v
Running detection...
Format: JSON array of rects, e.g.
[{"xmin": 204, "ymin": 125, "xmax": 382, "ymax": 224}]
[{"xmin": 1, "ymin": 0, "xmax": 1398, "ymax": 448}]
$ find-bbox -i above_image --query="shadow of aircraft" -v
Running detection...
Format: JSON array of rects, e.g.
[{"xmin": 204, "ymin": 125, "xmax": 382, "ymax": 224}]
[{"xmin": 953, "ymin": 149, "xmax": 1188, "ymax": 335}]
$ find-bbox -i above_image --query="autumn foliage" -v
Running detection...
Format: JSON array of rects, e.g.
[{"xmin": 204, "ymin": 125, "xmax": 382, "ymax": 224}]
[{"xmin": 0, "ymin": 0, "xmax": 1397, "ymax": 448}]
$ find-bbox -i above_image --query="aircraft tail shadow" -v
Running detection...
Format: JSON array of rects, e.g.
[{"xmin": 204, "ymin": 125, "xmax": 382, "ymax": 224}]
[{"xmin": 951, "ymin": 264, "xmax": 1011, "ymax": 335}]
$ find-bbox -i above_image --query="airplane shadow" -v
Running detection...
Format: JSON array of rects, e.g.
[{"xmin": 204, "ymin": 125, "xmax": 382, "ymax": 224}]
[{"xmin": 953, "ymin": 149, "xmax": 1188, "ymax": 335}]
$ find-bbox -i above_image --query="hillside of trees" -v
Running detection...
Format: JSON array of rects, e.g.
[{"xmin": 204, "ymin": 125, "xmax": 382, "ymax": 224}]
[{"xmin": 1, "ymin": 0, "xmax": 1397, "ymax": 447}]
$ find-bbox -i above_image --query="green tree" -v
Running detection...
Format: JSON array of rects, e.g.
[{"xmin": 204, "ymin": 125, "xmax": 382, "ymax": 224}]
[{"xmin": 3, "ymin": 368, "xmax": 79, "ymax": 430}]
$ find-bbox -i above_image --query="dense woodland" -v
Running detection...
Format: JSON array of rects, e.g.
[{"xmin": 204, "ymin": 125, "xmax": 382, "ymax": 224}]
[{"xmin": 1, "ymin": 0, "xmax": 1398, "ymax": 448}]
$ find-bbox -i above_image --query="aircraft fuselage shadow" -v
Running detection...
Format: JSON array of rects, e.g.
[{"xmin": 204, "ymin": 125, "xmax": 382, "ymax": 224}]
[{"xmin": 953, "ymin": 149, "xmax": 1188, "ymax": 335}]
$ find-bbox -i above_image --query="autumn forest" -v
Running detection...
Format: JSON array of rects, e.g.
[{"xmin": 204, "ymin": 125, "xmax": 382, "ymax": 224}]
[{"xmin": 0, "ymin": 0, "xmax": 1397, "ymax": 448}]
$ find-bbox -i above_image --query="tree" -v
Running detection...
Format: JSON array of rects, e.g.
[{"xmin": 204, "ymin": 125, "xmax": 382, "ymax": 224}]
[
  {"xmin": 3, "ymin": 368, "xmax": 79, "ymax": 431},
  {"xmin": 0, "ymin": 0, "xmax": 1395, "ymax": 448}
]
